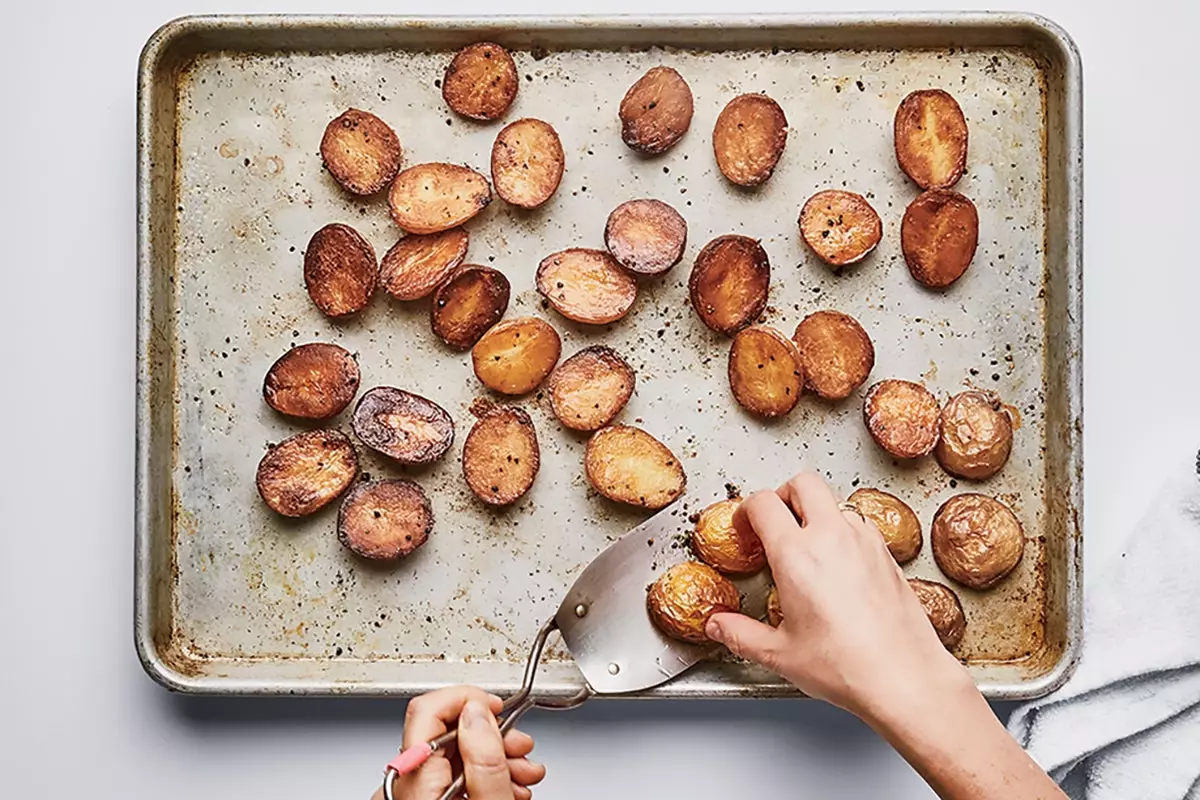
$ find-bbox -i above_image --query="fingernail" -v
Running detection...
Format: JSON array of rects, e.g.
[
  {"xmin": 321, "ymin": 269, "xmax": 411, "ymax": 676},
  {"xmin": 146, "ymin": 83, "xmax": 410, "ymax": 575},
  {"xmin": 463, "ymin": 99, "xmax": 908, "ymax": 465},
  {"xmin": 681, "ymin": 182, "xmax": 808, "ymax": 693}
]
[
  {"xmin": 706, "ymin": 617, "xmax": 723, "ymax": 642},
  {"xmin": 462, "ymin": 700, "xmax": 488, "ymax": 729}
]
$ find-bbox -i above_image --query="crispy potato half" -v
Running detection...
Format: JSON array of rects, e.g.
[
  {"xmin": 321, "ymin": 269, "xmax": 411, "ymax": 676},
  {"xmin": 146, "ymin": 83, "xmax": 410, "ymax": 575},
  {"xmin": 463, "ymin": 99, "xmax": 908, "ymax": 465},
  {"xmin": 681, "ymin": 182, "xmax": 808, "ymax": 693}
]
[
  {"xmin": 894, "ymin": 89, "xmax": 968, "ymax": 190},
  {"xmin": 901, "ymin": 190, "xmax": 979, "ymax": 289},
  {"xmin": 689, "ymin": 235, "xmax": 770, "ymax": 335},
  {"xmin": 766, "ymin": 585, "xmax": 784, "ymax": 627},
  {"xmin": 908, "ymin": 578, "xmax": 966, "ymax": 650},
  {"xmin": 693, "ymin": 498, "xmax": 766, "ymax": 575},
  {"xmin": 585, "ymin": 425, "xmax": 685, "ymax": 509},
  {"xmin": 263, "ymin": 342, "xmax": 360, "ymax": 420},
  {"xmin": 430, "ymin": 265, "xmax": 511, "ymax": 350},
  {"xmin": 619, "ymin": 66, "xmax": 694, "ymax": 155},
  {"xmin": 864, "ymin": 380, "xmax": 941, "ymax": 459},
  {"xmin": 935, "ymin": 390, "xmax": 1014, "ymax": 480},
  {"xmin": 352, "ymin": 387, "xmax": 454, "ymax": 465},
  {"xmin": 932, "ymin": 493, "xmax": 1025, "ymax": 590},
  {"xmin": 256, "ymin": 429, "xmax": 358, "ymax": 517},
  {"xmin": 848, "ymin": 487, "xmax": 922, "ymax": 564},
  {"xmin": 319, "ymin": 108, "xmax": 403, "ymax": 195},
  {"xmin": 388, "ymin": 163, "xmax": 492, "ymax": 235},
  {"xmin": 442, "ymin": 42, "xmax": 519, "ymax": 121},
  {"xmin": 491, "ymin": 118, "xmax": 565, "ymax": 209},
  {"xmin": 799, "ymin": 190, "xmax": 883, "ymax": 267},
  {"xmin": 536, "ymin": 248, "xmax": 638, "ymax": 325},
  {"xmin": 462, "ymin": 403, "xmax": 541, "ymax": 506},
  {"xmin": 647, "ymin": 561, "xmax": 741, "ymax": 644},
  {"xmin": 792, "ymin": 310, "xmax": 875, "ymax": 400},
  {"xmin": 380, "ymin": 228, "xmax": 469, "ymax": 301},
  {"xmin": 728, "ymin": 325, "xmax": 803, "ymax": 418},
  {"xmin": 604, "ymin": 199, "xmax": 687, "ymax": 276},
  {"xmin": 547, "ymin": 345, "xmax": 635, "ymax": 432},
  {"xmin": 337, "ymin": 479, "xmax": 433, "ymax": 561},
  {"xmin": 471, "ymin": 316, "xmax": 561, "ymax": 395},
  {"xmin": 304, "ymin": 223, "xmax": 378, "ymax": 318},
  {"xmin": 712, "ymin": 93, "xmax": 788, "ymax": 187}
]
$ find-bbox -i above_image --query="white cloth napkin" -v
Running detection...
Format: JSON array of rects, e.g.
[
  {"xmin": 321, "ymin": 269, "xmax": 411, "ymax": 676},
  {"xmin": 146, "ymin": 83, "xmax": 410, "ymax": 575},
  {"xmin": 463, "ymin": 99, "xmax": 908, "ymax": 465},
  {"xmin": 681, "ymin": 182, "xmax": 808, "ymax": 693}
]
[{"xmin": 1007, "ymin": 464, "xmax": 1200, "ymax": 799}]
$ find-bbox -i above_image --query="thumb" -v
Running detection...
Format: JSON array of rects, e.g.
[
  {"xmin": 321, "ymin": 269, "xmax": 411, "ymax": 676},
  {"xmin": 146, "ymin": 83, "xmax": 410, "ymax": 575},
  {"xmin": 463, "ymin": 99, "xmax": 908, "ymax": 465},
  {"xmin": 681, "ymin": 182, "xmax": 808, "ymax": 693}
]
[
  {"xmin": 457, "ymin": 700, "xmax": 515, "ymax": 800},
  {"xmin": 707, "ymin": 612, "xmax": 782, "ymax": 668}
]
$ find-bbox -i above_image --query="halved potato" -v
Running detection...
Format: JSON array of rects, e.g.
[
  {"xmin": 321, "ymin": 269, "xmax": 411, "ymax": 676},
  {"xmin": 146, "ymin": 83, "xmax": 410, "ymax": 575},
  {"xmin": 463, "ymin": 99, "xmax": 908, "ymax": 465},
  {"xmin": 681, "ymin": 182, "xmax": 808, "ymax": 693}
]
[
  {"xmin": 442, "ymin": 42, "xmax": 519, "ymax": 121},
  {"xmin": 256, "ymin": 429, "xmax": 358, "ymax": 517},
  {"xmin": 712, "ymin": 94, "xmax": 788, "ymax": 187},
  {"xmin": 902, "ymin": 190, "xmax": 979, "ymax": 289},
  {"xmin": 462, "ymin": 403, "xmax": 541, "ymax": 505},
  {"xmin": 536, "ymin": 248, "xmax": 637, "ymax": 325},
  {"xmin": 380, "ymin": 228, "xmax": 469, "ymax": 301},
  {"xmin": 319, "ymin": 108, "xmax": 403, "ymax": 195},
  {"xmin": 894, "ymin": 89, "xmax": 968, "ymax": 190},
  {"xmin": 263, "ymin": 342, "xmax": 360, "ymax": 420},
  {"xmin": 792, "ymin": 310, "xmax": 875, "ymax": 400},
  {"xmin": 647, "ymin": 561, "xmax": 741, "ymax": 644},
  {"xmin": 727, "ymin": 325, "xmax": 803, "ymax": 418},
  {"xmin": 766, "ymin": 585, "xmax": 784, "ymax": 627},
  {"xmin": 351, "ymin": 387, "xmax": 454, "ymax": 465},
  {"xmin": 303, "ymin": 223, "xmax": 378, "ymax": 318},
  {"xmin": 430, "ymin": 265, "xmax": 511, "ymax": 351},
  {"xmin": 546, "ymin": 345, "xmax": 635, "ymax": 432},
  {"xmin": 618, "ymin": 66, "xmax": 694, "ymax": 155},
  {"xmin": 847, "ymin": 487, "xmax": 922, "ymax": 564},
  {"xmin": 604, "ymin": 199, "xmax": 687, "ymax": 276},
  {"xmin": 471, "ymin": 316, "xmax": 561, "ymax": 395},
  {"xmin": 388, "ymin": 163, "xmax": 492, "ymax": 235},
  {"xmin": 692, "ymin": 497, "xmax": 766, "ymax": 575},
  {"xmin": 585, "ymin": 425, "xmax": 685, "ymax": 509},
  {"xmin": 863, "ymin": 379, "xmax": 941, "ymax": 459},
  {"xmin": 689, "ymin": 235, "xmax": 770, "ymax": 335},
  {"xmin": 491, "ymin": 118, "xmax": 565, "ymax": 209},
  {"xmin": 935, "ymin": 390, "xmax": 1014, "ymax": 480},
  {"xmin": 932, "ymin": 493, "xmax": 1025, "ymax": 590},
  {"xmin": 337, "ymin": 479, "xmax": 433, "ymax": 561},
  {"xmin": 908, "ymin": 578, "xmax": 966, "ymax": 650},
  {"xmin": 798, "ymin": 190, "xmax": 883, "ymax": 267}
]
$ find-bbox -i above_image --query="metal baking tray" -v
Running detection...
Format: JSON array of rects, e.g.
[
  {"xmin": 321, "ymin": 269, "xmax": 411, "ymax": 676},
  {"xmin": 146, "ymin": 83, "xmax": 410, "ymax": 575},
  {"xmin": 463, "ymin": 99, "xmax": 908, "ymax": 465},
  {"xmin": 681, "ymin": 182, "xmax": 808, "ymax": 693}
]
[{"xmin": 136, "ymin": 13, "xmax": 1082, "ymax": 699}]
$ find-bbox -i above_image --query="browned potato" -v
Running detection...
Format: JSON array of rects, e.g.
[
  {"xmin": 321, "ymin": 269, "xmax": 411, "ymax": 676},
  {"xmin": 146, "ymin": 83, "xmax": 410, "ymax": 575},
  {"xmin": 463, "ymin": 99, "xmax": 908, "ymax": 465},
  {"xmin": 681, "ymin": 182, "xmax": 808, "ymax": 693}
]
[
  {"xmin": 585, "ymin": 425, "xmax": 685, "ymax": 509},
  {"xmin": 352, "ymin": 387, "xmax": 454, "ymax": 465},
  {"xmin": 689, "ymin": 235, "xmax": 770, "ymax": 335},
  {"xmin": 901, "ymin": 190, "xmax": 979, "ymax": 289},
  {"xmin": 692, "ymin": 498, "xmax": 766, "ymax": 575},
  {"xmin": 894, "ymin": 89, "xmax": 968, "ymax": 190},
  {"xmin": 932, "ymin": 494, "xmax": 1025, "ymax": 589},
  {"xmin": 727, "ymin": 325, "xmax": 803, "ymax": 417},
  {"xmin": 647, "ymin": 562, "xmax": 741, "ymax": 644},
  {"xmin": 304, "ymin": 223, "xmax": 378, "ymax": 318},
  {"xmin": 462, "ymin": 403, "xmax": 540, "ymax": 506},
  {"xmin": 388, "ymin": 163, "xmax": 492, "ymax": 235},
  {"xmin": 263, "ymin": 343, "xmax": 360, "ymax": 420},
  {"xmin": 935, "ymin": 390, "xmax": 1014, "ymax": 480},
  {"xmin": 255, "ymin": 429, "xmax": 358, "ymax": 517},
  {"xmin": 442, "ymin": 42, "xmax": 519, "ymax": 121},
  {"xmin": 604, "ymin": 199, "xmax": 687, "ymax": 276},
  {"xmin": 864, "ymin": 380, "xmax": 941, "ymax": 459},
  {"xmin": 546, "ymin": 345, "xmax": 635, "ymax": 432},
  {"xmin": 799, "ymin": 190, "xmax": 883, "ymax": 267},
  {"xmin": 712, "ymin": 94, "xmax": 788, "ymax": 187},
  {"xmin": 380, "ymin": 228, "xmax": 469, "ymax": 301},
  {"xmin": 430, "ymin": 265, "xmax": 511, "ymax": 351},
  {"xmin": 908, "ymin": 578, "xmax": 966, "ymax": 650},
  {"xmin": 792, "ymin": 310, "xmax": 875, "ymax": 400},
  {"xmin": 847, "ymin": 487, "xmax": 922, "ymax": 564},
  {"xmin": 536, "ymin": 248, "xmax": 637, "ymax": 325},
  {"xmin": 337, "ymin": 479, "xmax": 432, "ymax": 561},
  {"xmin": 471, "ymin": 316, "xmax": 561, "ymax": 395},
  {"xmin": 319, "ymin": 108, "xmax": 403, "ymax": 195},
  {"xmin": 618, "ymin": 66, "xmax": 694, "ymax": 155},
  {"xmin": 491, "ymin": 118, "xmax": 564, "ymax": 209},
  {"xmin": 766, "ymin": 585, "xmax": 784, "ymax": 627}
]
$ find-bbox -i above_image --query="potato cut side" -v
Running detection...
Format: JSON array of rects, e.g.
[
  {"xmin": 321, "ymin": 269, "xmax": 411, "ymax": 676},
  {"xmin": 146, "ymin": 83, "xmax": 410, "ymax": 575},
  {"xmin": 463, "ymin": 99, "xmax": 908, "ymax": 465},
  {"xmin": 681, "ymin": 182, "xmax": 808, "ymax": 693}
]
[
  {"xmin": 689, "ymin": 235, "xmax": 770, "ymax": 335},
  {"xmin": 388, "ymin": 163, "xmax": 492, "ymax": 235},
  {"xmin": 303, "ymin": 223, "xmax": 378, "ymax": 318},
  {"xmin": 263, "ymin": 342, "xmax": 360, "ymax": 420},
  {"xmin": 380, "ymin": 228, "xmax": 469, "ymax": 301},
  {"xmin": 692, "ymin": 497, "xmax": 766, "ymax": 575},
  {"xmin": 728, "ymin": 325, "xmax": 803, "ymax": 418},
  {"xmin": 471, "ymin": 316, "xmax": 561, "ymax": 396},
  {"xmin": 256, "ymin": 429, "xmax": 358, "ymax": 517},
  {"xmin": 931, "ymin": 494, "xmax": 1025, "ymax": 590},
  {"xmin": 894, "ymin": 89, "xmax": 968, "ymax": 190},
  {"xmin": 320, "ymin": 108, "xmax": 403, "ymax": 195},
  {"xmin": 647, "ymin": 562, "xmax": 741, "ymax": 644},
  {"xmin": 618, "ymin": 66, "xmax": 694, "ymax": 155},
  {"xmin": 547, "ymin": 345, "xmax": 635, "ymax": 432},
  {"xmin": 352, "ymin": 387, "xmax": 454, "ymax": 465},
  {"xmin": 935, "ymin": 390, "xmax": 1014, "ymax": 480},
  {"xmin": 792, "ymin": 310, "xmax": 875, "ymax": 400},
  {"xmin": 462, "ymin": 403, "xmax": 541, "ymax": 506},
  {"xmin": 585, "ymin": 425, "xmax": 685, "ymax": 509},
  {"xmin": 712, "ymin": 94, "xmax": 788, "ymax": 186},
  {"xmin": 491, "ymin": 118, "xmax": 565, "ymax": 209},
  {"xmin": 442, "ymin": 42, "xmax": 519, "ymax": 121},
  {"xmin": 337, "ymin": 479, "xmax": 433, "ymax": 561},
  {"xmin": 536, "ymin": 248, "xmax": 638, "ymax": 325},
  {"xmin": 901, "ymin": 190, "xmax": 979, "ymax": 289},
  {"xmin": 799, "ymin": 190, "xmax": 883, "ymax": 267},
  {"xmin": 908, "ymin": 578, "xmax": 966, "ymax": 650},
  {"xmin": 863, "ymin": 380, "xmax": 941, "ymax": 459},
  {"xmin": 848, "ymin": 487, "xmax": 922, "ymax": 564},
  {"xmin": 430, "ymin": 265, "xmax": 510, "ymax": 350},
  {"xmin": 604, "ymin": 199, "xmax": 687, "ymax": 276}
]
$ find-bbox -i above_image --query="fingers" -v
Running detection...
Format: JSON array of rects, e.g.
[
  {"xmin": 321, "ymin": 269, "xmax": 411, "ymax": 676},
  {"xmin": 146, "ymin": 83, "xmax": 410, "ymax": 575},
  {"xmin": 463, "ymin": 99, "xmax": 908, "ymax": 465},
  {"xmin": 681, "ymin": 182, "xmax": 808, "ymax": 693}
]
[
  {"xmin": 777, "ymin": 472, "xmax": 842, "ymax": 526},
  {"xmin": 513, "ymin": 786, "xmax": 532, "ymax": 800},
  {"xmin": 738, "ymin": 490, "xmax": 802, "ymax": 557},
  {"xmin": 503, "ymin": 728, "xmax": 535, "ymax": 759},
  {"xmin": 706, "ymin": 612, "xmax": 783, "ymax": 670},
  {"xmin": 402, "ymin": 686, "xmax": 503, "ymax": 748},
  {"xmin": 508, "ymin": 757, "xmax": 546, "ymax": 786},
  {"xmin": 458, "ymin": 699, "xmax": 516, "ymax": 800}
]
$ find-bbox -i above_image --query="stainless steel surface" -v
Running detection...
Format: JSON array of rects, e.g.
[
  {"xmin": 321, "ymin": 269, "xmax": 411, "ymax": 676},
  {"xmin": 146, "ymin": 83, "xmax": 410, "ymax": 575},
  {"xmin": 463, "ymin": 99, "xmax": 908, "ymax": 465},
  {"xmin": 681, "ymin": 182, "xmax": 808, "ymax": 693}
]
[{"xmin": 136, "ymin": 13, "xmax": 1082, "ymax": 700}]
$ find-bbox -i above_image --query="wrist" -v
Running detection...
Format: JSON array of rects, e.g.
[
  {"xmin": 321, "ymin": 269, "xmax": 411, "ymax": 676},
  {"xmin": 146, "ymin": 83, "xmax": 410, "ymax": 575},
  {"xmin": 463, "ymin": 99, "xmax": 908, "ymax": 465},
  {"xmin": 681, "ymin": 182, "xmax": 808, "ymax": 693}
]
[{"xmin": 854, "ymin": 649, "xmax": 980, "ymax": 737}]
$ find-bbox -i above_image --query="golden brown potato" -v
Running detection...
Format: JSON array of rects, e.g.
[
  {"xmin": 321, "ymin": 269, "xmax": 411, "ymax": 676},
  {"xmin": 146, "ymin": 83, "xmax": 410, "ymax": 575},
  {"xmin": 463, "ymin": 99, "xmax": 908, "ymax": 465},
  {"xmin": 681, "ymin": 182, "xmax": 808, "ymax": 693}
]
[
  {"xmin": 471, "ymin": 316, "xmax": 561, "ymax": 395},
  {"xmin": 536, "ymin": 248, "xmax": 638, "ymax": 325},
  {"xmin": 766, "ymin": 585, "xmax": 784, "ymax": 628},
  {"xmin": 727, "ymin": 325, "xmax": 803, "ymax": 418},
  {"xmin": 351, "ymin": 387, "xmax": 454, "ymax": 465},
  {"xmin": 319, "ymin": 108, "xmax": 403, "ymax": 195},
  {"xmin": 935, "ymin": 390, "xmax": 1014, "ymax": 480},
  {"xmin": 380, "ymin": 228, "xmax": 469, "ymax": 301},
  {"xmin": 546, "ymin": 345, "xmax": 635, "ymax": 432},
  {"xmin": 585, "ymin": 425, "xmax": 685, "ymax": 509},
  {"xmin": 618, "ymin": 66, "xmax": 694, "ymax": 155},
  {"xmin": 894, "ymin": 89, "xmax": 968, "ymax": 190},
  {"xmin": 692, "ymin": 498, "xmax": 766, "ymax": 575},
  {"xmin": 932, "ymin": 494, "xmax": 1025, "ymax": 590},
  {"xmin": 430, "ymin": 265, "xmax": 510, "ymax": 351},
  {"xmin": 908, "ymin": 578, "xmax": 966, "ymax": 650},
  {"xmin": 792, "ymin": 310, "xmax": 875, "ymax": 401},
  {"xmin": 388, "ymin": 163, "xmax": 492, "ymax": 235},
  {"xmin": 256, "ymin": 429, "xmax": 358, "ymax": 517},
  {"xmin": 303, "ymin": 223, "xmax": 378, "ymax": 318},
  {"xmin": 901, "ymin": 190, "xmax": 979, "ymax": 289},
  {"xmin": 263, "ymin": 343, "xmax": 360, "ymax": 420},
  {"xmin": 799, "ymin": 190, "xmax": 883, "ymax": 267},
  {"xmin": 864, "ymin": 380, "xmax": 941, "ymax": 459},
  {"xmin": 689, "ymin": 235, "xmax": 770, "ymax": 335},
  {"xmin": 337, "ymin": 479, "xmax": 432, "ymax": 561},
  {"xmin": 442, "ymin": 42, "xmax": 519, "ymax": 121},
  {"xmin": 647, "ymin": 561, "xmax": 741, "ymax": 644},
  {"xmin": 604, "ymin": 199, "xmax": 687, "ymax": 276},
  {"xmin": 848, "ymin": 487, "xmax": 922, "ymax": 564},
  {"xmin": 712, "ymin": 94, "xmax": 788, "ymax": 187},
  {"xmin": 462, "ymin": 403, "xmax": 540, "ymax": 506},
  {"xmin": 491, "ymin": 118, "xmax": 565, "ymax": 209}
]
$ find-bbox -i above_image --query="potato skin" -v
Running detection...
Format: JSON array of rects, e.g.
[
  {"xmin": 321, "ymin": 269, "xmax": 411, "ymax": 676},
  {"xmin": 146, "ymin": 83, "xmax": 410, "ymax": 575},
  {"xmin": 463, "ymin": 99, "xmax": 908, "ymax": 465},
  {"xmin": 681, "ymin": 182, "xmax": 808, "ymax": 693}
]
[
  {"xmin": 647, "ymin": 562, "xmax": 741, "ymax": 644},
  {"xmin": 380, "ymin": 228, "xmax": 469, "ymax": 301},
  {"xmin": 337, "ymin": 479, "xmax": 433, "ymax": 561},
  {"xmin": 799, "ymin": 190, "xmax": 883, "ymax": 267},
  {"xmin": 901, "ymin": 190, "xmax": 979, "ymax": 289},
  {"xmin": 619, "ymin": 66, "xmax": 694, "ymax": 155},
  {"xmin": 712, "ymin": 94, "xmax": 788, "ymax": 186},
  {"xmin": 848, "ymin": 487, "xmax": 922, "ymax": 564},
  {"xmin": 935, "ymin": 390, "xmax": 1014, "ymax": 480},
  {"xmin": 351, "ymin": 387, "xmax": 454, "ymax": 465},
  {"xmin": 536, "ymin": 248, "xmax": 638, "ymax": 325},
  {"xmin": 894, "ymin": 89, "xmax": 968, "ymax": 190},
  {"xmin": 692, "ymin": 498, "xmax": 766, "ymax": 575},
  {"xmin": 689, "ymin": 235, "xmax": 771, "ymax": 335},
  {"xmin": 585, "ymin": 425, "xmax": 686, "ymax": 510},
  {"xmin": 462, "ymin": 404, "xmax": 541, "ymax": 506},
  {"xmin": 863, "ymin": 380, "xmax": 941, "ymax": 459},
  {"xmin": 388, "ymin": 163, "xmax": 492, "ymax": 235},
  {"xmin": 546, "ymin": 345, "xmax": 635, "ymax": 432},
  {"xmin": 766, "ymin": 585, "xmax": 784, "ymax": 627},
  {"xmin": 471, "ymin": 316, "xmax": 561, "ymax": 396},
  {"xmin": 263, "ymin": 343, "xmax": 360, "ymax": 420},
  {"xmin": 792, "ymin": 310, "xmax": 874, "ymax": 400},
  {"xmin": 442, "ymin": 42, "xmax": 519, "ymax": 121},
  {"xmin": 430, "ymin": 265, "xmax": 511, "ymax": 351},
  {"xmin": 728, "ymin": 325, "xmax": 803, "ymax": 418},
  {"xmin": 491, "ymin": 118, "xmax": 565, "ymax": 209},
  {"xmin": 604, "ymin": 199, "xmax": 687, "ymax": 276},
  {"xmin": 303, "ymin": 223, "xmax": 378, "ymax": 318},
  {"xmin": 320, "ymin": 108, "xmax": 403, "ymax": 195},
  {"xmin": 931, "ymin": 494, "xmax": 1025, "ymax": 590},
  {"xmin": 908, "ymin": 578, "xmax": 966, "ymax": 650},
  {"xmin": 256, "ymin": 429, "xmax": 358, "ymax": 517}
]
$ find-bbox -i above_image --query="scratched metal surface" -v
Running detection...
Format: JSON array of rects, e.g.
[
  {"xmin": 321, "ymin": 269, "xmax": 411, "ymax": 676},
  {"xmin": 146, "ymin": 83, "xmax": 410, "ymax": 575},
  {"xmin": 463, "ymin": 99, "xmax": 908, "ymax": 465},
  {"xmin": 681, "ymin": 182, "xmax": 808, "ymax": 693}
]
[{"xmin": 136, "ymin": 15, "xmax": 1082, "ymax": 698}]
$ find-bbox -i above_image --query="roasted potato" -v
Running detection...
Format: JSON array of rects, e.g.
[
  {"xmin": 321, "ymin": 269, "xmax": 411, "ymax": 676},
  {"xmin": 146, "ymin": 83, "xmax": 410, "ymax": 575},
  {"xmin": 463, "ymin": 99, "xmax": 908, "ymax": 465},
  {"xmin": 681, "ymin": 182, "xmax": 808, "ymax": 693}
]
[
  {"xmin": 546, "ymin": 345, "xmax": 635, "ymax": 432},
  {"xmin": 319, "ymin": 108, "xmax": 403, "ymax": 195},
  {"xmin": 689, "ymin": 235, "xmax": 770, "ymax": 335},
  {"xmin": 256, "ymin": 429, "xmax": 358, "ymax": 517},
  {"xmin": 712, "ymin": 93, "xmax": 788, "ymax": 187},
  {"xmin": 766, "ymin": 585, "xmax": 784, "ymax": 628},
  {"xmin": 337, "ymin": 479, "xmax": 432, "ymax": 561},
  {"xmin": 491, "ymin": 118, "xmax": 565, "ymax": 209},
  {"xmin": 430, "ymin": 265, "xmax": 510, "ymax": 351},
  {"xmin": 471, "ymin": 316, "xmax": 561, "ymax": 395},
  {"xmin": 619, "ymin": 66, "xmax": 694, "ymax": 155},
  {"xmin": 727, "ymin": 325, "xmax": 803, "ymax": 418},
  {"xmin": 380, "ymin": 228, "xmax": 469, "ymax": 301},
  {"xmin": 388, "ymin": 163, "xmax": 492, "ymax": 235},
  {"xmin": 585, "ymin": 425, "xmax": 685, "ymax": 509},
  {"xmin": 863, "ymin": 379, "xmax": 941, "ymax": 459},
  {"xmin": 303, "ymin": 223, "xmax": 378, "ymax": 318},
  {"xmin": 901, "ymin": 190, "xmax": 979, "ymax": 289},
  {"xmin": 792, "ymin": 310, "xmax": 874, "ymax": 400},
  {"xmin": 894, "ymin": 89, "xmax": 968, "ymax": 190},
  {"xmin": 935, "ymin": 390, "xmax": 1014, "ymax": 480},
  {"xmin": 263, "ymin": 342, "xmax": 360, "ymax": 420},
  {"xmin": 536, "ymin": 248, "xmax": 637, "ymax": 325},
  {"xmin": 931, "ymin": 494, "xmax": 1025, "ymax": 590},
  {"xmin": 351, "ymin": 387, "xmax": 454, "ymax": 465},
  {"xmin": 462, "ymin": 403, "xmax": 540, "ymax": 506},
  {"xmin": 908, "ymin": 578, "xmax": 966, "ymax": 650},
  {"xmin": 847, "ymin": 487, "xmax": 922, "ymax": 564},
  {"xmin": 692, "ymin": 498, "xmax": 766, "ymax": 575},
  {"xmin": 647, "ymin": 561, "xmax": 741, "ymax": 644},
  {"xmin": 798, "ymin": 190, "xmax": 883, "ymax": 267},
  {"xmin": 604, "ymin": 199, "xmax": 687, "ymax": 276},
  {"xmin": 442, "ymin": 42, "xmax": 519, "ymax": 121}
]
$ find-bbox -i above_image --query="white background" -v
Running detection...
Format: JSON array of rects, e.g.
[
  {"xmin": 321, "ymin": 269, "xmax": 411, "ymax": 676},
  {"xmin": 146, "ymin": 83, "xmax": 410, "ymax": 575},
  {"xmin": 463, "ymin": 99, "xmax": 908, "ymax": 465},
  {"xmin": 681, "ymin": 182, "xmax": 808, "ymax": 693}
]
[{"xmin": 2, "ymin": 0, "xmax": 1198, "ymax": 798}]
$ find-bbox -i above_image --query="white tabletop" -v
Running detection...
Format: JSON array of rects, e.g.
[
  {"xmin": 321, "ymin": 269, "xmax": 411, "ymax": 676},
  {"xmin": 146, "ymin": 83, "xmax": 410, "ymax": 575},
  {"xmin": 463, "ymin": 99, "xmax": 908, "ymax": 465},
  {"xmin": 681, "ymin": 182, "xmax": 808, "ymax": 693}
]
[{"xmin": 2, "ymin": 0, "xmax": 1197, "ymax": 797}]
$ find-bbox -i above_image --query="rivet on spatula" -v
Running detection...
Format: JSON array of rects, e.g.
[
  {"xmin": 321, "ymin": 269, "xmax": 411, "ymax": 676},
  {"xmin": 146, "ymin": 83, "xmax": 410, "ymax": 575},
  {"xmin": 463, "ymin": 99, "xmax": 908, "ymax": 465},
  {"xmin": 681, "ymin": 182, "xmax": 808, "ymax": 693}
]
[
  {"xmin": 574, "ymin": 603, "xmax": 588, "ymax": 618},
  {"xmin": 607, "ymin": 662, "xmax": 620, "ymax": 675}
]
